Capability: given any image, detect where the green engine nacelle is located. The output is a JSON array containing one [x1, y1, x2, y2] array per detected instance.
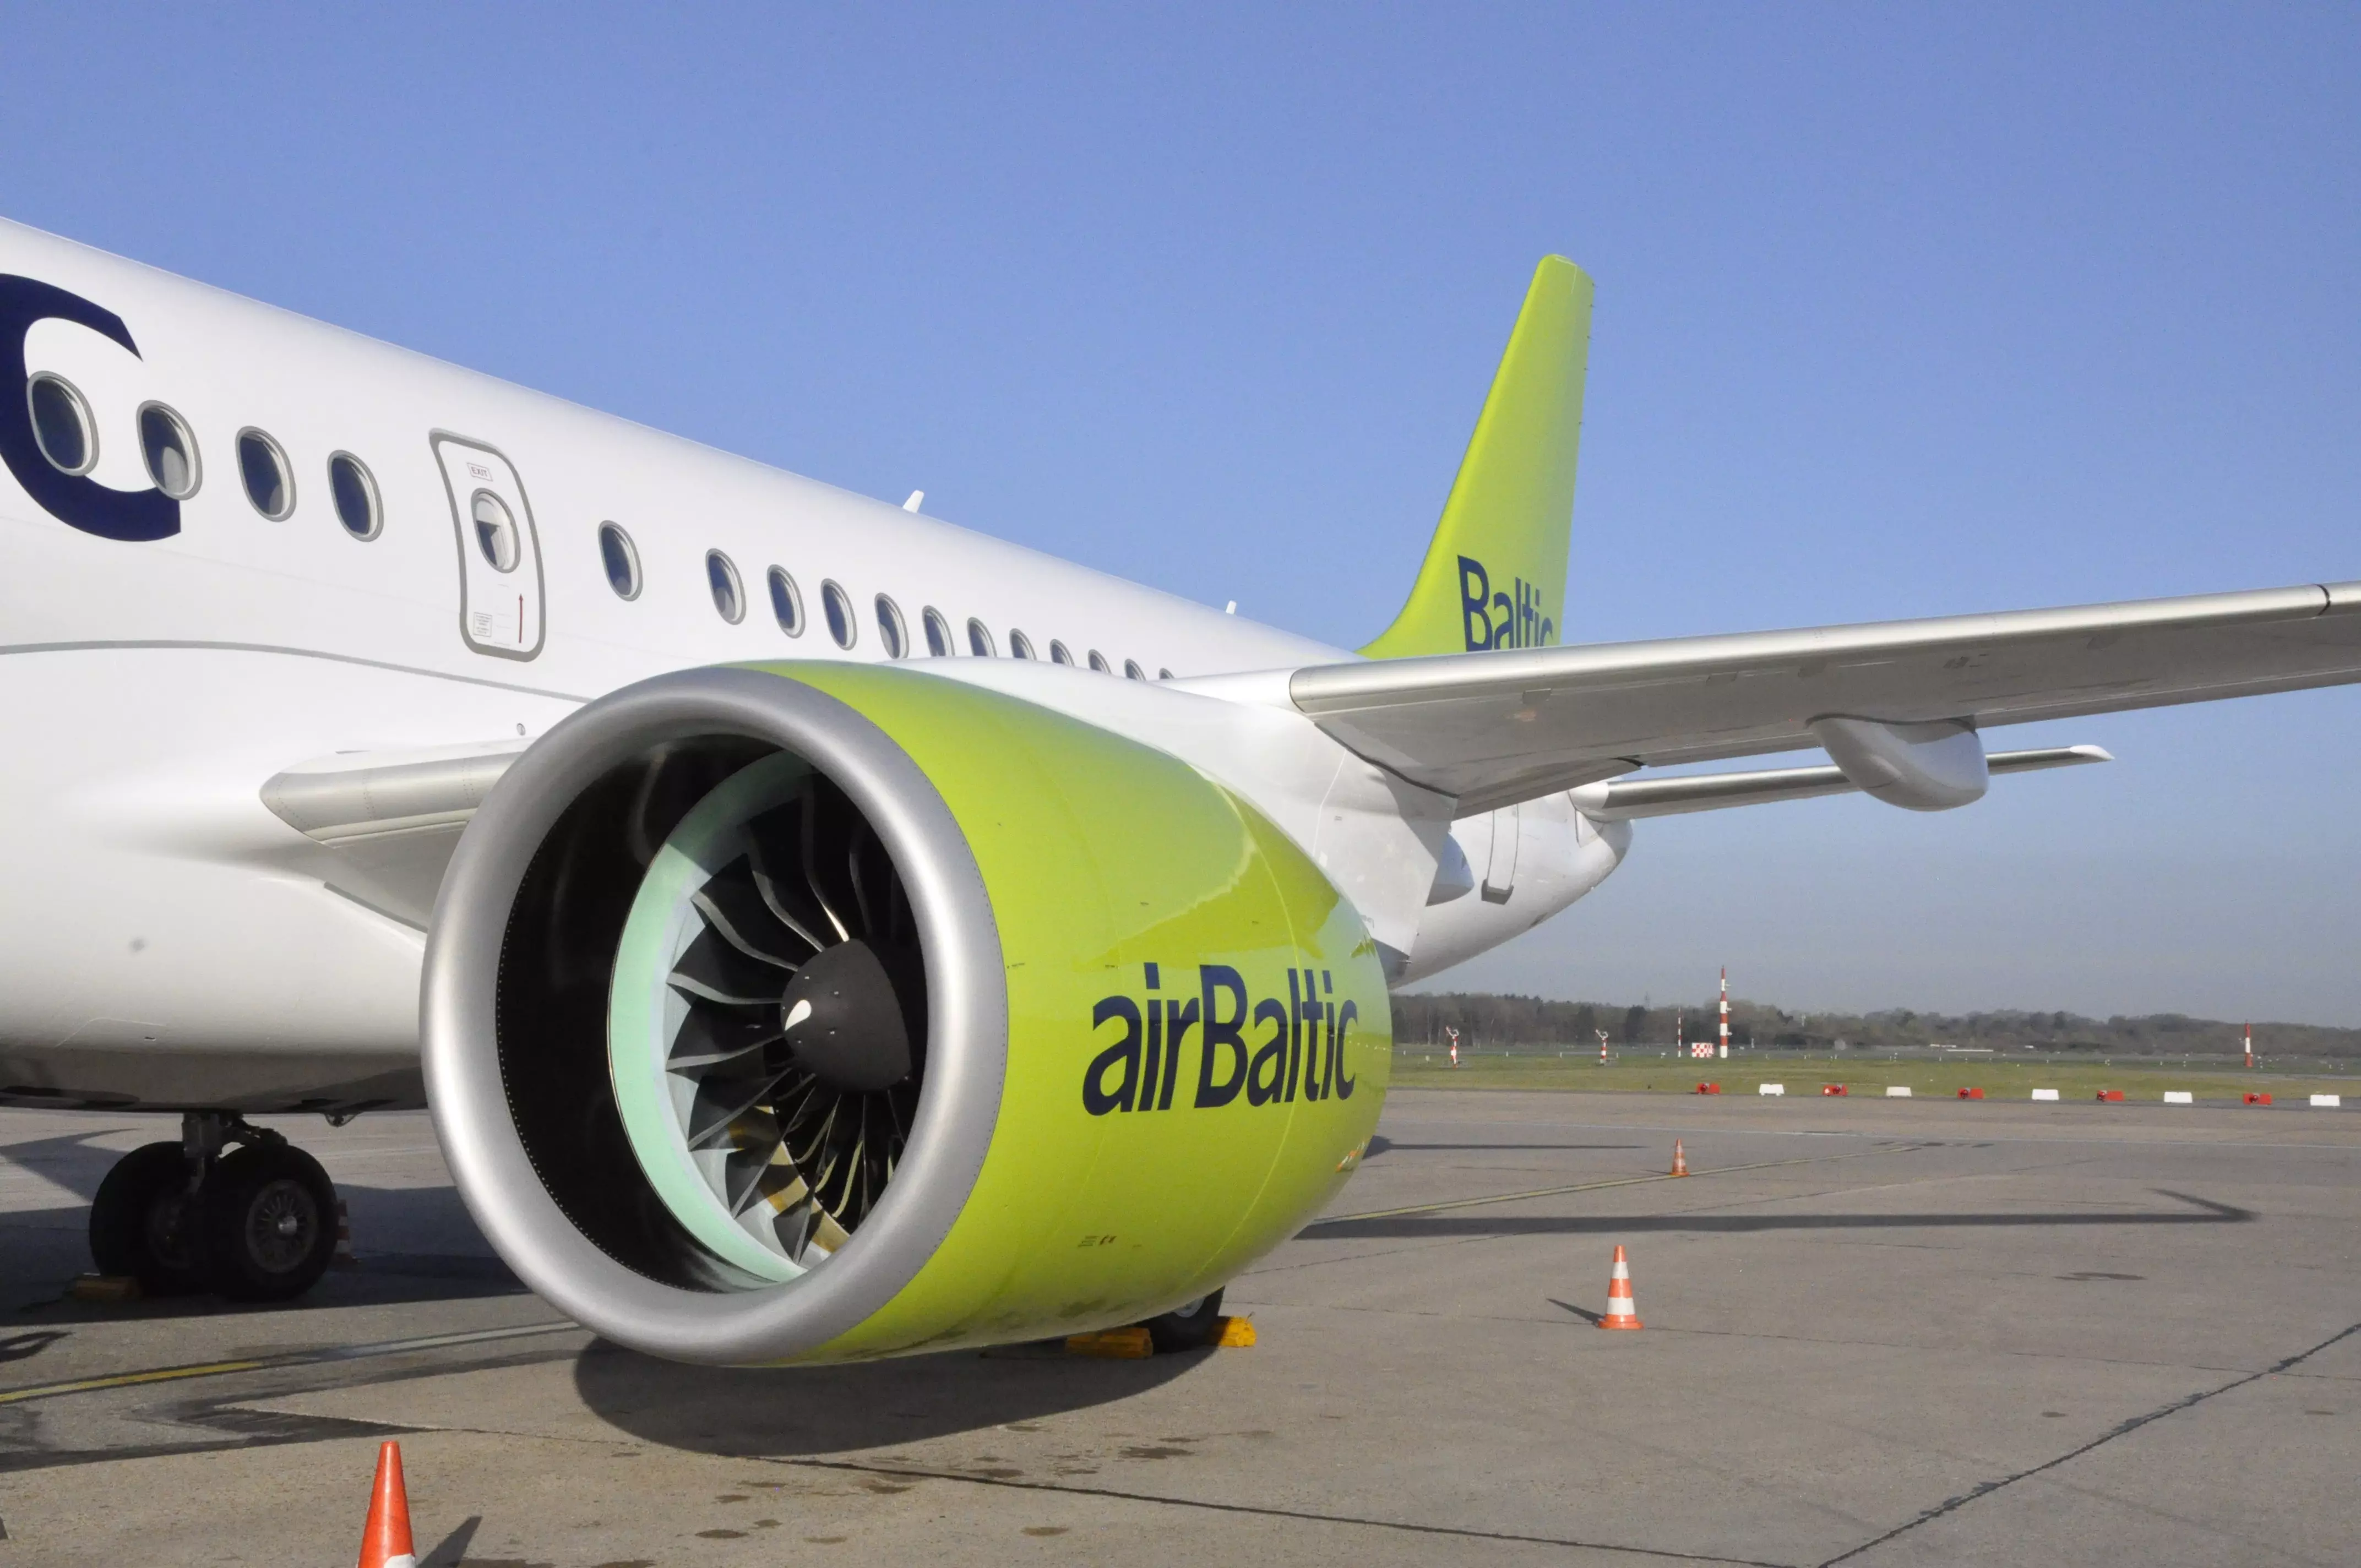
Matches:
[[423, 662, 1388, 1364]]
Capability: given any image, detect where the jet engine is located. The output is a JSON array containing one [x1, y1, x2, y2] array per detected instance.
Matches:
[[422, 663, 1388, 1365]]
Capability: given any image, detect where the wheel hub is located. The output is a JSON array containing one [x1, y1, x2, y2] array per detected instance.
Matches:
[[244, 1179, 318, 1275]]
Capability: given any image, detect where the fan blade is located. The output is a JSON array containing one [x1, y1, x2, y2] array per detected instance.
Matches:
[[777, 1202, 828, 1262], [686, 1071, 782, 1151], [800, 786, 859, 944], [755, 1166, 811, 1216], [801, 1101, 847, 1204], [692, 860, 807, 968], [668, 925, 786, 1009], [667, 1007, 783, 1071], [746, 796, 836, 953], [722, 1141, 784, 1215], [845, 822, 879, 938], [774, 1074, 829, 1143]]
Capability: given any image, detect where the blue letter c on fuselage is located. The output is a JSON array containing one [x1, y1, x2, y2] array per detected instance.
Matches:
[[0, 275, 178, 542]]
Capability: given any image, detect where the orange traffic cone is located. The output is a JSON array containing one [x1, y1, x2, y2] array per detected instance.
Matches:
[[357, 1440, 417, 1568], [1670, 1139, 1690, 1177], [1599, 1245, 1642, 1330]]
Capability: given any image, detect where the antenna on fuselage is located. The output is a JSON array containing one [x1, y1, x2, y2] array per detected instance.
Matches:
[[902, 491, 924, 513]]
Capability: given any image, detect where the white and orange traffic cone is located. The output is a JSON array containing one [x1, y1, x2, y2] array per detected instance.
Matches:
[[1600, 1245, 1642, 1330], [1670, 1139, 1690, 1178], [357, 1440, 417, 1568]]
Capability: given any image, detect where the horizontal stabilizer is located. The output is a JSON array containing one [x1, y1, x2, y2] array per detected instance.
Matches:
[[1569, 745, 2112, 821]]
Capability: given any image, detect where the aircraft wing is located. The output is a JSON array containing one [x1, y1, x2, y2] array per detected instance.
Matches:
[[1288, 580, 2361, 814]]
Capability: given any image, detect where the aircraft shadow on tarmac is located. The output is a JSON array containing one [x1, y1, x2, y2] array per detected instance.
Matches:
[[3, 1133, 526, 1315], [1304, 1188, 2253, 1240], [2, 1202, 526, 1318], [1, 1130, 138, 1202], [1361, 1135, 1644, 1157], [573, 1336, 1200, 1457]]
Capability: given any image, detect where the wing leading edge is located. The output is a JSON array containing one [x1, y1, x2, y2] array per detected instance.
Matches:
[[1290, 579, 2361, 813]]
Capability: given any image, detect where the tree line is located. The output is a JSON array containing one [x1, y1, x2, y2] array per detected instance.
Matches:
[[1388, 992, 2361, 1058]]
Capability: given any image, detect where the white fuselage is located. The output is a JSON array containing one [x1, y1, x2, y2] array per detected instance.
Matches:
[[0, 220, 1624, 1109]]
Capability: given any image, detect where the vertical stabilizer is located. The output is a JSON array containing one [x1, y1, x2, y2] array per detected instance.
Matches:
[[1361, 256, 1592, 658]]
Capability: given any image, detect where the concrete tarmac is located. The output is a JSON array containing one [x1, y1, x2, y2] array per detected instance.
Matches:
[[2, 1089, 2355, 1566]]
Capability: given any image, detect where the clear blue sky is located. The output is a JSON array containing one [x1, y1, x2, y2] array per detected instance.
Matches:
[[7, 6, 2357, 1022]]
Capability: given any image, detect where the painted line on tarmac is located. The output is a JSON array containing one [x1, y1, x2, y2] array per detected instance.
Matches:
[[1816, 1316, 2361, 1567], [1304, 1144, 1914, 1229], [779, 1455, 1800, 1567], [0, 1320, 579, 1408]]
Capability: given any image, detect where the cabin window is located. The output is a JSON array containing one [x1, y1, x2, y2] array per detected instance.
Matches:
[[27, 373, 96, 476], [922, 606, 953, 657], [875, 594, 909, 658], [1123, 660, 1146, 680], [1009, 630, 1037, 660], [868, 595, 902, 656], [1088, 650, 1112, 674], [138, 403, 199, 498], [471, 491, 520, 570], [238, 429, 295, 519], [329, 453, 381, 541], [967, 618, 997, 657], [1049, 640, 1074, 666], [768, 567, 803, 635], [599, 522, 641, 599], [706, 549, 745, 623], [822, 580, 856, 648]]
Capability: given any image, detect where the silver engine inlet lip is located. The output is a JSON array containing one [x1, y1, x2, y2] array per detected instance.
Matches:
[[422, 666, 1008, 1364]]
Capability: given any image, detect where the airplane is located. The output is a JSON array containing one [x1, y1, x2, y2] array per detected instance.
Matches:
[[3, 219, 2357, 1363]]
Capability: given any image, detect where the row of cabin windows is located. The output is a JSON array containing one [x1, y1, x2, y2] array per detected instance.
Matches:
[[26, 371, 384, 539], [27, 369, 1175, 679], [598, 521, 1171, 678]]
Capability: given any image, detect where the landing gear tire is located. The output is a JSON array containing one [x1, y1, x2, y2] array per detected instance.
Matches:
[[195, 1142, 339, 1303], [89, 1141, 205, 1296], [1143, 1289, 1226, 1353]]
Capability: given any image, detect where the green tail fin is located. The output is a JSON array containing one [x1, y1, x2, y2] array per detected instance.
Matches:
[[1360, 255, 1593, 658]]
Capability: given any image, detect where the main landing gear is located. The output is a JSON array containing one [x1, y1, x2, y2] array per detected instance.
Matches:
[[89, 1113, 340, 1303], [1141, 1289, 1227, 1353]]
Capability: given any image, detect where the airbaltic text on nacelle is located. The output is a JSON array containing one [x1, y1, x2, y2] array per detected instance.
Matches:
[[1084, 963, 1361, 1115]]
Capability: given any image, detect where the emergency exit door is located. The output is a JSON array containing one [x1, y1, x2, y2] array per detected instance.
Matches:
[[433, 432, 545, 659]]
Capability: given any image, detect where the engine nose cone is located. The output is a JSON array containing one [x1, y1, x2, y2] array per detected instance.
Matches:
[[781, 940, 916, 1093]]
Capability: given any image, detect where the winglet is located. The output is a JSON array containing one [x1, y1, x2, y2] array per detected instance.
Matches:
[[1361, 256, 1593, 660]]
